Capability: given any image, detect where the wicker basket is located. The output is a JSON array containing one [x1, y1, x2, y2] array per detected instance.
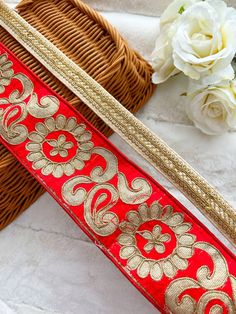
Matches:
[[0, 0, 155, 229]]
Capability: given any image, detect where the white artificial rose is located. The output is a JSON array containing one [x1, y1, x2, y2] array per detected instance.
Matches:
[[151, 24, 180, 84], [160, 0, 200, 26], [186, 81, 236, 135], [172, 0, 236, 85], [151, 0, 200, 83]]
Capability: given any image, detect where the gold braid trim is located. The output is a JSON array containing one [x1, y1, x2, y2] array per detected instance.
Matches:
[[0, 0, 235, 245]]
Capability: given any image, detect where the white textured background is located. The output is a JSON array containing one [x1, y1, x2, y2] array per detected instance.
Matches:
[[1, 1, 236, 313]]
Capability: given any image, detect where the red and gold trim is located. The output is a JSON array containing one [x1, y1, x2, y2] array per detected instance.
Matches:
[[0, 42, 235, 313], [1, 0, 235, 246]]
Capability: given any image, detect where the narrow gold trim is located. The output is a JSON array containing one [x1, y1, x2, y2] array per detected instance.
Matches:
[[0, 1, 235, 245]]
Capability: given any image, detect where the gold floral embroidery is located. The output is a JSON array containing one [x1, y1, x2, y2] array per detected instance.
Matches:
[[48, 134, 73, 158], [118, 201, 196, 280], [138, 225, 170, 254], [0, 70, 32, 145], [0, 52, 14, 93], [0, 42, 235, 313], [26, 115, 94, 178], [62, 147, 152, 236], [27, 93, 60, 118], [118, 173, 153, 204], [0, 103, 28, 145], [0, 51, 152, 236], [1, 3, 234, 245], [0, 52, 60, 145], [165, 242, 236, 313]]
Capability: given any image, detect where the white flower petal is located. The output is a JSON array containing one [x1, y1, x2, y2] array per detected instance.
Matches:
[[151, 23, 179, 84], [58, 134, 66, 145], [160, 0, 200, 26], [171, 0, 236, 84], [0, 53, 8, 65], [186, 82, 236, 135], [63, 142, 73, 149], [52, 164, 64, 178]]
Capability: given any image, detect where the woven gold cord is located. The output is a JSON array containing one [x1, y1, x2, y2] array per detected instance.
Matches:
[[0, 0, 154, 230], [0, 1, 236, 245]]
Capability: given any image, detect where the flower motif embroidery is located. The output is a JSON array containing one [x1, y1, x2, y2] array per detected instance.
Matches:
[[26, 115, 94, 177], [47, 134, 73, 158], [118, 201, 196, 281], [138, 225, 170, 254], [0, 53, 14, 94]]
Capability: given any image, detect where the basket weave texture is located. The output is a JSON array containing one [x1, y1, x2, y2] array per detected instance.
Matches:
[[0, 0, 155, 229]]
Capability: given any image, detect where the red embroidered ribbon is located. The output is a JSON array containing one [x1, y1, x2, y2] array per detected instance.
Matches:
[[0, 42, 235, 313]]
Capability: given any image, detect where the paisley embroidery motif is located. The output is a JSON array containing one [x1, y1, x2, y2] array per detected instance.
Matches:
[[118, 172, 153, 204], [0, 47, 235, 313], [118, 201, 196, 280], [0, 52, 60, 145], [0, 71, 32, 145], [26, 115, 94, 177], [27, 93, 59, 118], [0, 103, 28, 145], [0, 48, 153, 235], [165, 242, 236, 313], [61, 147, 152, 236], [0, 52, 14, 93]]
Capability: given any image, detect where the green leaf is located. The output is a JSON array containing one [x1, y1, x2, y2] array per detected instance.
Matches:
[[178, 5, 185, 14]]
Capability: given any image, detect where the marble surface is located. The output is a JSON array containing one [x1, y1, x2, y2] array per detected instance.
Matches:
[[1, 1, 236, 313]]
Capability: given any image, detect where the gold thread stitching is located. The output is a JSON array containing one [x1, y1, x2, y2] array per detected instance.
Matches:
[[0, 1, 235, 245]]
